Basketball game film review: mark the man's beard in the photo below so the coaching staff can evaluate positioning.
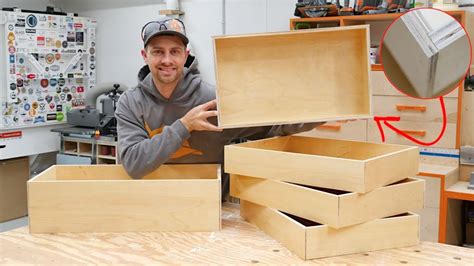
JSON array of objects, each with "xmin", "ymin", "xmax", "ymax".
[{"xmin": 156, "ymin": 66, "xmax": 181, "ymax": 84}]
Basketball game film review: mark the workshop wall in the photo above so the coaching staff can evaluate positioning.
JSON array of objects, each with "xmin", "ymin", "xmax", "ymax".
[{"xmin": 42, "ymin": 0, "xmax": 297, "ymax": 88}]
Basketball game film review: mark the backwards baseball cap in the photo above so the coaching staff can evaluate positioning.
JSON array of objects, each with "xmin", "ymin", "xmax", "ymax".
[{"xmin": 141, "ymin": 18, "xmax": 189, "ymax": 47}]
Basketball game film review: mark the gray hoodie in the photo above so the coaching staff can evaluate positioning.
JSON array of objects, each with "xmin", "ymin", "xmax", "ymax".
[{"xmin": 116, "ymin": 57, "xmax": 317, "ymax": 180}]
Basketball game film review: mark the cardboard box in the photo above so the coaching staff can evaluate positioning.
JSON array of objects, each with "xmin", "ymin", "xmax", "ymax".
[
  {"xmin": 0, "ymin": 157, "xmax": 29, "ymax": 222},
  {"xmin": 241, "ymin": 200, "xmax": 420, "ymax": 260},
  {"xmin": 225, "ymin": 136, "xmax": 419, "ymax": 193},
  {"xmin": 28, "ymin": 164, "xmax": 221, "ymax": 233}
]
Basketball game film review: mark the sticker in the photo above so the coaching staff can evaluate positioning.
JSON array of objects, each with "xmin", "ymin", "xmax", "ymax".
[
  {"xmin": 28, "ymin": 109, "xmax": 36, "ymax": 116},
  {"xmin": 90, "ymin": 64, "xmax": 95, "ymax": 70},
  {"xmin": 58, "ymin": 78, "xmax": 65, "ymax": 86},
  {"xmin": 45, "ymin": 95, "xmax": 53, "ymax": 103},
  {"xmin": 50, "ymin": 65, "xmax": 60, "ymax": 72},
  {"xmin": 56, "ymin": 87, "xmax": 62, "ymax": 94},
  {"xmin": 10, "ymin": 83, "xmax": 16, "ymax": 90},
  {"xmin": 74, "ymin": 23, "xmax": 83, "ymax": 29},
  {"xmin": 56, "ymin": 104, "xmax": 62, "ymax": 111},
  {"xmin": 39, "ymin": 103, "xmax": 46, "ymax": 112},
  {"xmin": 23, "ymin": 117, "xmax": 33, "ymax": 124},
  {"xmin": 23, "ymin": 79, "xmax": 30, "ymax": 86},
  {"xmin": 89, "ymin": 47, "xmax": 95, "ymax": 54},
  {"xmin": 55, "ymin": 40, "xmax": 61, "ymax": 48},
  {"xmin": 90, "ymin": 55, "xmax": 95, "ymax": 62},
  {"xmin": 26, "ymin": 15, "xmax": 37, "ymax": 27},
  {"xmin": 56, "ymin": 112, "xmax": 64, "ymax": 121},
  {"xmin": 21, "ymin": 87, "xmax": 26, "ymax": 94},
  {"xmin": 32, "ymin": 102, "xmax": 38, "ymax": 109},
  {"xmin": 49, "ymin": 79, "xmax": 57, "ymax": 87},
  {"xmin": 47, "ymin": 113, "xmax": 57, "ymax": 121},
  {"xmin": 8, "ymin": 24, "xmax": 14, "ymax": 31},
  {"xmin": 76, "ymin": 32, "xmax": 84, "ymax": 45},
  {"xmin": 62, "ymin": 41, "xmax": 68, "ymax": 48},
  {"xmin": 34, "ymin": 116, "xmax": 45, "ymax": 123},
  {"xmin": 45, "ymin": 67, "xmax": 49, "ymax": 72},
  {"xmin": 66, "ymin": 94, "xmax": 72, "ymax": 101},
  {"xmin": 28, "ymin": 88, "xmax": 34, "ymax": 95},
  {"xmin": 18, "ymin": 57, "xmax": 25, "ymax": 64},
  {"xmin": 45, "ymin": 54, "xmax": 55, "ymax": 64},
  {"xmin": 67, "ymin": 32, "xmax": 75, "ymax": 42},
  {"xmin": 37, "ymin": 36, "xmax": 45, "ymax": 46},
  {"xmin": 91, "ymin": 41, "xmax": 95, "ymax": 47},
  {"xmin": 0, "ymin": 131, "xmax": 22, "ymax": 139},
  {"xmin": 27, "ymin": 74, "xmax": 36, "ymax": 79},
  {"xmin": 8, "ymin": 46, "xmax": 16, "ymax": 54},
  {"xmin": 25, "ymin": 28, "xmax": 36, "ymax": 34},
  {"xmin": 17, "ymin": 79, "xmax": 23, "ymax": 87},
  {"xmin": 77, "ymin": 86, "xmax": 84, "ymax": 93},
  {"xmin": 8, "ymin": 32, "xmax": 15, "ymax": 41},
  {"xmin": 15, "ymin": 19, "xmax": 25, "ymax": 27},
  {"xmin": 9, "ymin": 55, "xmax": 15, "ymax": 64},
  {"xmin": 60, "ymin": 93, "xmax": 66, "ymax": 101},
  {"xmin": 10, "ymin": 91, "xmax": 17, "ymax": 99},
  {"xmin": 55, "ymin": 53, "xmax": 61, "ymax": 60},
  {"xmin": 40, "ymin": 79, "xmax": 49, "ymax": 88},
  {"xmin": 49, "ymin": 102, "xmax": 55, "ymax": 109},
  {"xmin": 62, "ymin": 87, "xmax": 70, "ymax": 93},
  {"xmin": 68, "ymin": 73, "xmax": 74, "ymax": 78}
]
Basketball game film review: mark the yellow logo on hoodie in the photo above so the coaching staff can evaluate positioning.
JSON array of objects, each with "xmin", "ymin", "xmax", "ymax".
[{"xmin": 145, "ymin": 123, "xmax": 203, "ymax": 159}]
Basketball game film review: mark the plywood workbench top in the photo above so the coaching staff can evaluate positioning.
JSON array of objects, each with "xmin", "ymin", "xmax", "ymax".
[{"xmin": 0, "ymin": 203, "xmax": 472, "ymax": 264}]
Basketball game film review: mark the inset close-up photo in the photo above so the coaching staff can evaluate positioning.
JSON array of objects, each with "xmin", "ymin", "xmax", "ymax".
[{"xmin": 381, "ymin": 8, "xmax": 471, "ymax": 99}]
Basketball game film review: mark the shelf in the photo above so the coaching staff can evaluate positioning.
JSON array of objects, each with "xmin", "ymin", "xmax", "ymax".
[
  {"xmin": 445, "ymin": 181, "xmax": 474, "ymax": 200},
  {"xmin": 97, "ymin": 157, "xmax": 116, "ymax": 165},
  {"xmin": 97, "ymin": 155, "xmax": 116, "ymax": 160}
]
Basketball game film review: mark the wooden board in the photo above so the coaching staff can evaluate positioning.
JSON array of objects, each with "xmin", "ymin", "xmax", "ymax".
[
  {"xmin": 213, "ymin": 25, "xmax": 371, "ymax": 128},
  {"xmin": 240, "ymin": 200, "xmax": 420, "ymax": 260},
  {"xmin": 225, "ymin": 136, "xmax": 419, "ymax": 193},
  {"xmin": 1, "ymin": 203, "xmax": 472, "ymax": 264},
  {"xmin": 231, "ymin": 175, "xmax": 424, "ymax": 229},
  {"xmin": 28, "ymin": 164, "xmax": 221, "ymax": 233},
  {"xmin": 413, "ymin": 207, "xmax": 440, "ymax": 242}
]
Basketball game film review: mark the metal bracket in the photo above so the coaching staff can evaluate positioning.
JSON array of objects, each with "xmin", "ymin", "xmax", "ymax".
[{"xmin": 461, "ymin": 146, "xmax": 474, "ymax": 165}]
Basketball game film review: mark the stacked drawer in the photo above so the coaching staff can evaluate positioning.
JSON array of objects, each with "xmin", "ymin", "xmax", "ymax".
[
  {"xmin": 225, "ymin": 136, "xmax": 425, "ymax": 260},
  {"xmin": 368, "ymin": 71, "xmax": 459, "ymax": 149}
]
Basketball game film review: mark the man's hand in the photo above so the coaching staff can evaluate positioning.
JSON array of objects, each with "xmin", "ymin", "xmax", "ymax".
[{"xmin": 180, "ymin": 99, "xmax": 223, "ymax": 133}]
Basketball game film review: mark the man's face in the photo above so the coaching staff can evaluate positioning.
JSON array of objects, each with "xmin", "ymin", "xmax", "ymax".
[{"xmin": 142, "ymin": 35, "xmax": 189, "ymax": 85}]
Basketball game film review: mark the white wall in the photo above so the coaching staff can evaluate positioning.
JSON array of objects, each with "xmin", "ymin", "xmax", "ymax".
[
  {"xmin": 6, "ymin": 0, "xmax": 297, "ymax": 88},
  {"xmin": 0, "ymin": 0, "xmax": 55, "ymax": 10}
]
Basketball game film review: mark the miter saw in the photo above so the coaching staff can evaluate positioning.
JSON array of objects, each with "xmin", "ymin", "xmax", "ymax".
[{"xmin": 66, "ymin": 83, "xmax": 127, "ymax": 136}]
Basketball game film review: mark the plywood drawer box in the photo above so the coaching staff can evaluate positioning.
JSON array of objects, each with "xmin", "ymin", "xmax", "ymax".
[
  {"xmin": 373, "ymin": 95, "xmax": 458, "ymax": 123},
  {"xmin": 371, "ymin": 70, "xmax": 459, "ymax": 98},
  {"xmin": 241, "ymin": 200, "xmax": 420, "ymax": 260},
  {"xmin": 296, "ymin": 120, "xmax": 367, "ymax": 141},
  {"xmin": 213, "ymin": 25, "xmax": 371, "ymax": 129},
  {"xmin": 231, "ymin": 175, "xmax": 424, "ymax": 228},
  {"xmin": 225, "ymin": 136, "xmax": 419, "ymax": 193},
  {"xmin": 28, "ymin": 164, "xmax": 221, "ymax": 233},
  {"xmin": 367, "ymin": 120, "xmax": 456, "ymax": 148}
]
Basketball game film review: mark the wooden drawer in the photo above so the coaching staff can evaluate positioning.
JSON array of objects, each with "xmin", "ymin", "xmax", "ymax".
[
  {"xmin": 214, "ymin": 25, "xmax": 371, "ymax": 128},
  {"xmin": 413, "ymin": 207, "xmax": 440, "ymax": 243},
  {"xmin": 367, "ymin": 120, "xmax": 457, "ymax": 148},
  {"xmin": 241, "ymin": 200, "xmax": 420, "ymax": 260},
  {"xmin": 28, "ymin": 165, "xmax": 221, "ymax": 233},
  {"xmin": 225, "ymin": 136, "xmax": 419, "ymax": 193},
  {"xmin": 373, "ymin": 96, "xmax": 458, "ymax": 123},
  {"xmin": 371, "ymin": 71, "xmax": 459, "ymax": 98},
  {"xmin": 296, "ymin": 120, "xmax": 367, "ymax": 141},
  {"xmin": 415, "ymin": 175, "xmax": 441, "ymax": 208},
  {"xmin": 231, "ymin": 175, "xmax": 424, "ymax": 229}
]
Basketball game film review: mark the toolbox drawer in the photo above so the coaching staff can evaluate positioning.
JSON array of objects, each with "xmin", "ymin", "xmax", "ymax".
[{"xmin": 296, "ymin": 120, "xmax": 367, "ymax": 141}]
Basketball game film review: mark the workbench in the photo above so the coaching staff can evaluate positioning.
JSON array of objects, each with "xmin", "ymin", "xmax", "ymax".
[{"xmin": 0, "ymin": 203, "xmax": 472, "ymax": 264}]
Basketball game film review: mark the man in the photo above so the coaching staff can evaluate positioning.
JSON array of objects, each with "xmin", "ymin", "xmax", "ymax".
[{"xmin": 116, "ymin": 18, "xmax": 317, "ymax": 195}]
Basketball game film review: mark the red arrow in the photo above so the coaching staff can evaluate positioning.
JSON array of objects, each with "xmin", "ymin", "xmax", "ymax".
[{"xmin": 373, "ymin": 96, "xmax": 446, "ymax": 146}]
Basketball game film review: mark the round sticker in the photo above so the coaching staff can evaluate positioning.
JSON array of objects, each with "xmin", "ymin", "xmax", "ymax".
[
  {"xmin": 8, "ymin": 24, "xmax": 14, "ymax": 31},
  {"xmin": 10, "ymin": 91, "xmax": 17, "ymax": 99},
  {"xmin": 63, "ymin": 87, "xmax": 70, "ymax": 93},
  {"xmin": 58, "ymin": 78, "xmax": 65, "ymax": 86},
  {"xmin": 62, "ymin": 41, "xmax": 68, "ymax": 48},
  {"xmin": 55, "ymin": 53, "xmax": 61, "ymax": 60},
  {"xmin": 9, "ymin": 83, "xmax": 16, "ymax": 90},
  {"xmin": 56, "ymin": 112, "xmax": 64, "ymax": 121},
  {"xmin": 8, "ymin": 46, "xmax": 16, "ymax": 54},
  {"xmin": 18, "ymin": 57, "xmax": 25, "ymax": 64},
  {"xmin": 90, "ymin": 64, "xmax": 95, "ymax": 70},
  {"xmin": 89, "ymin": 47, "xmax": 95, "ymax": 54},
  {"xmin": 16, "ymin": 79, "xmax": 23, "ymax": 87},
  {"xmin": 26, "ymin": 15, "xmax": 38, "ymax": 27},
  {"xmin": 55, "ymin": 40, "xmax": 61, "ymax": 48},
  {"xmin": 67, "ymin": 94, "xmax": 72, "ymax": 101},
  {"xmin": 40, "ymin": 79, "xmax": 49, "ymax": 88},
  {"xmin": 45, "ymin": 53, "xmax": 54, "ymax": 64},
  {"xmin": 28, "ymin": 108, "xmax": 37, "ymax": 116},
  {"xmin": 8, "ymin": 32, "xmax": 15, "ymax": 41},
  {"xmin": 50, "ymin": 65, "xmax": 60, "ymax": 72},
  {"xmin": 24, "ymin": 103, "xmax": 31, "ymax": 111},
  {"xmin": 56, "ymin": 87, "xmax": 62, "ymax": 94},
  {"xmin": 49, "ymin": 78, "xmax": 57, "ymax": 87},
  {"xmin": 32, "ymin": 102, "xmax": 38, "ymax": 109},
  {"xmin": 90, "ymin": 55, "xmax": 95, "ymax": 62}
]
